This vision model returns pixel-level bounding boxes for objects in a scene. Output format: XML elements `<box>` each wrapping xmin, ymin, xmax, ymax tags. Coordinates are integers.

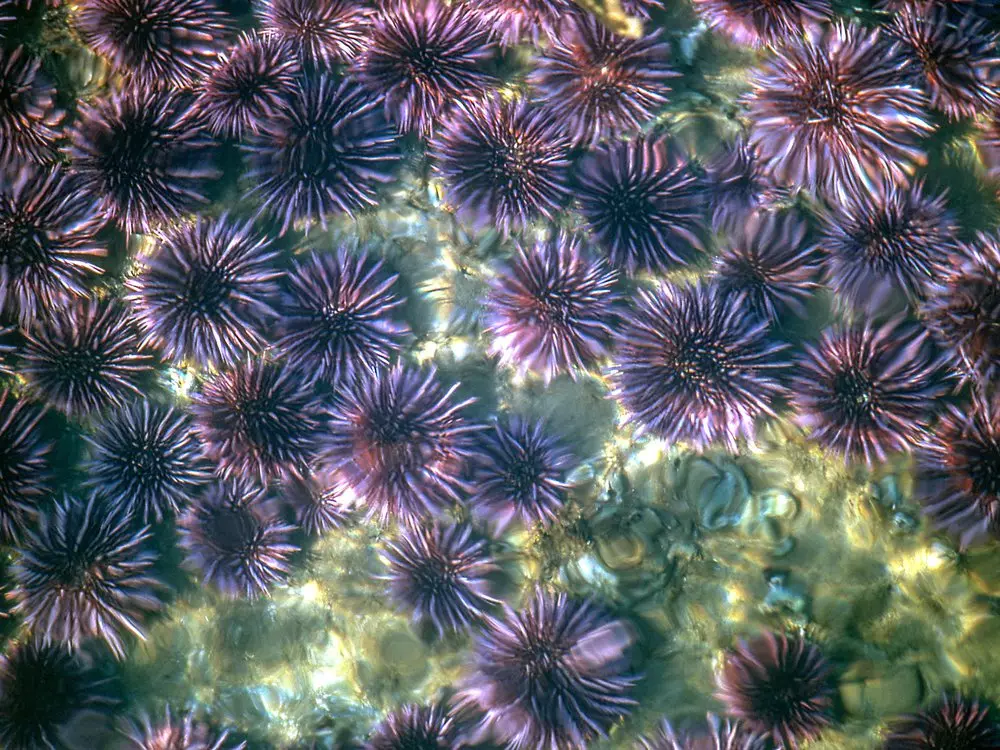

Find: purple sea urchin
<box><xmin>283</xmin><ymin>470</ymin><xmax>350</xmax><ymax>535</ymax></box>
<box><xmin>244</xmin><ymin>75</ymin><xmax>400</xmax><ymax>234</ymax></box>
<box><xmin>0</xmin><ymin>641</ymin><xmax>112</xmax><ymax>750</ymax></box>
<box><xmin>68</xmin><ymin>87</ymin><xmax>219</xmax><ymax>234</ymax></box>
<box><xmin>888</xmin><ymin>3</ymin><xmax>1000</xmax><ymax>119</ymax></box>
<box><xmin>576</xmin><ymin>136</ymin><xmax>705</xmax><ymax>274</ymax></box>
<box><xmin>355</xmin><ymin>0</ymin><xmax>497</xmax><ymax>135</ymax></box>
<box><xmin>712</xmin><ymin>211</ymin><xmax>819</xmax><ymax>323</ymax></box>
<box><xmin>0</xmin><ymin>164</ymin><xmax>105</xmax><ymax>325</ymax></box>
<box><xmin>638</xmin><ymin>715</ymin><xmax>766</xmax><ymax>750</ymax></box>
<box><xmin>705</xmin><ymin>137</ymin><xmax>785</xmax><ymax>232</ymax></box>
<box><xmin>178</xmin><ymin>478</ymin><xmax>298</xmax><ymax>599</ymax></box>
<box><xmin>821</xmin><ymin>181</ymin><xmax>958</xmax><ymax>311</ymax></box>
<box><xmin>382</xmin><ymin>522</ymin><xmax>498</xmax><ymax>636</ymax></box>
<box><xmin>458</xmin><ymin>590</ymin><xmax>637</xmax><ymax>750</ymax></box>
<box><xmin>198</xmin><ymin>33</ymin><xmax>301</xmax><ymax>139</ymax></box>
<box><xmin>917</xmin><ymin>395</ymin><xmax>1000</xmax><ymax>547</ymax></box>
<box><xmin>883</xmin><ymin>694</ymin><xmax>1000</xmax><ymax>749</ymax></box>
<box><xmin>84</xmin><ymin>401</ymin><xmax>209</xmax><ymax>523</ymax></box>
<box><xmin>192</xmin><ymin>358</ymin><xmax>324</xmax><ymax>483</ymax></box>
<box><xmin>746</xmin><ymin>23</ymin><xmax>930</xmax><ymax>198</ymax></box>
<box><xmin>125</xmin><ymin>213</ymin><xmax>282</xmax><ymax>370</ymax></box>
<box><xmin>530</xmin><ymin>15</ymin><xmax>674</xmax><ymax>147</ymax></box>
<box><xmin>469</xmin><ymin>417</ymin><xmax>574</xmax><ymax>529</ymax></box>
<box><xmin>716</xmin><ymin>633</ymin><xmax>834</xmax><ymax>749</ymax></box>
<box><xmin>791</xmin><ymin>320</ymin><xmax>945</xmax><ymax>465</ymax></box>
<box><xmin>273</xmin><ymin>248</ymin><xmax>407</xmax><ymax>385</ymax></box>
<box><xmin>691</xmin><ymin>0</ymin><xmax>831</xmax><ymax>47</ymax></box>
<box><xmin>365</xmin><ymin>704</ymin><xmax>456</xmax><ymax>750</ymax></box>
<box><xmin>122</xmin><ymin>708</ymin><xmax>244</xmax><ymax>750</ymax></box>
<box><xmin>12</xmin><ymin>493</ymin><xmax>164</xmax><ymax>659</ymax></box>
<box><xmin>921</xmin><ymin>234</ymin><xmax>1000</xmax><ymax>389</ymax></box>
<box><xmin>0</xmin><ymin>47</ymin><xmax>61</xmax><ymax>164</ymax></box>
<box><xmin>21</xmin><ymin>298</ymin><xmax>152</xmax><ymax>417</ymax></box>
<box><xmin>431</xmin><ymin>96</ymin><xmax>571</xmax><ymax>234</ymax></box>
<box><xmin>614</xmin><ymin>281</ymin><xmax>788</xmax><ymax>450</ymax></box>
<box><xmin>322</xmin><ymin>365</ymin><xmax>478</xmax><ymax>526</ymax></box>
<box><xmin>257</xmin><ymin>0</ymin><xmax>372</xmax><ymax>66</ymax></box>
<box><xmin>0</xmin><ymin>390</ymin><xmax>50</xmax><ymax>544</ymax></box>
<box><xmin>478</xmin><ymin>0</ymin><xmax>578</xmax><ymax>46</ymax></box>
<box><xmin>75</xmin><ymin>0</ymin><xmax>228</xmax><ymax>88</ymax></box>
<box><xmin>484</xmin><ymin>232</ymin><xmax>620</xmax><ymax>383</ymax></box>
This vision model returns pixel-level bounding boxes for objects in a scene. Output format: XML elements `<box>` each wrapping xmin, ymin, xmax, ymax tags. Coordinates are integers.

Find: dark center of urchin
<box><xmin>412</xmin><ymin>555</ymin><xmax>456</xmax><ymax>591</ymax></box>
<box><xmin>57</xmin><ymin>347</ymin><xmax>106</xmax><ymax>379</ymax></box>
<box><xmin>504</xmin><ymin>455</ymin><xmax>542</xmax><ymax>500</ymax></box>
<box><xmin>521</xmin><ymin>638</ymin><xmax>567</xmax><ymax>687</ymax></box>
<box><xmin>802</xmin><ymin>71</ymin><xmax>847</xmax><ymax>126</ymax></box>
<box><xmin>0</xmin><ymin>215</ymin><xmax>48</xmax><ymax>271</ymax></box>
<box><xmin>488</xmin><ymin>140</ymin><xmax>533</xmax><ymax>188</ymax></box>
<box><xmin>121</xmin><ymin>443</ymin><xmax>170</xmax><ymax>482</ymax></box>
<box><xmin>831</xmin><ymin>367</ymin><xmax>877</xmax><ymax>420</ymax></box>
<box><xmin>607</xmin><ymin>183</ymin><xmax>652</xmax><ymax>227</ymax></box>
<box><xmin>319</xmin><ymin>305</ymin><xmax>357</xmax><ymax>336</ymax></box>
<box><xmin>532</xmin><ymin>286</ymin><xmax>576</xmax><ymax>326</ymax></box>
<box><xmin>672</xmin><ymin>335</ymin><xmax>728</xmax><ymax>388</ymax></box>
<box><xmin>206</xmin><ymin>505</ymin><xmax>259</xmax><ymax>556</ymax></box>
<box><xmin>855</xmin><ymin>214</ymin><xmax>908</xmax><ymax>267</ymax></box>
<box><xmin>183</xmin><ymin>267</ymin><xmax>231</xmax><ymax>315</ymax></box>
<box><xmin>966</xmin><ymin>439</ymin><xmax>1000</xmax><ymax>498</ymax></box>
<box><xmin>391</xmin><ymin>727</ymin><xmax>447</xmax><ymax>750</ymax></box>
<box><xmin>7</xmin><ymin>663</ymin><xmax>74</xmax><ymax>725</ymax></box>
<box><xmin>749</xmin><ymin>669</ymin><xmax>813</xmax><ymax>725</ymax></box>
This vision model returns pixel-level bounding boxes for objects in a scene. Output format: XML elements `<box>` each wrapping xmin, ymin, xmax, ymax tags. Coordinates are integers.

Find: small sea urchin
<box><xmin>746</xmin><ymin>23</ymin><xmax>930</xmax><ymax>198</ymax></box>
<box><xmin>382</xmin><ymin>522</ymin><xmax>498</xmax><ymax>636</ymax></box>
<box><xmin>639</xmin><ymin>715</ymin><xmax>766</xmax><ymax>750</ymax></box>
<box><xmin>274</xmin><ymin>248</ymin><xmax>407</xmax><ymax>385</ymax></box>
<box><xmin>458</xmin><ymin>590</ymin><xmax>637</xmax><ymax>750</ymax></box>
<box><xmin>0</xmin><ymin>164</ymin><xmax>105</xmax><ymax>325</ymax></box>
<box><xmin>121</xmin><ymin>708</ymin><xmax>244</xmax><ymax>750</ymax></box>
<box><xmin>322</xmin><ymin>365</ymin><xmax>478</xmax><ymax>526</ymax></box>
<box><xmin>614</xmin><ymin>281</ymin><xmax>788</xmax><ymax>450</ymax></box>
<box><xmin>244</xmin><ymin>75</ymin><xmax>400</xmax><ymax>234</ymax></box>
<box><xmin>21</xmin><ymin>298</ymin><xmax>151</xmax><ymax>417</ymax></box>
<box><xmin>917</xmin><ymin>394</ymin><xmax>1000</xmax><ymax>548</ymax></box>
<box><xmin>0</xmin><ymin>390</ymin><xmax>50</xmax><ymax>544</ymax></box>
<box><xmin>716</xmin><ymin>633</ymin><xmax>834</xmax><ymax>749</ymax></box>
<box><xmin>84</xmin><ymin>401</ymin><xmax>208</xmax><ymax>523</ymax></box>
<box><xmin>192</xmin><ymin>358</ymin><xmax>324</xmax><ymax>482</ymax></box>
<box><xmin>484</xmin><ymin>232</ymin><xmax>620</xmax><ymax>383</ymax></box>
<box><xmin>883</xmin><ymin>693</ymin><xmax>1000</xmax><ymax>749</ymax></box>
<box><xmin>530</xmin><ymin>15</ymin><xmax>674</xmax><ymax>147</ymax></box>
<box><xmin>576</xmin><ymin>136</ymin><xmax>705</xmax><ymax>274</ymax></box>
<box><xmin>198</xmin><ymin>33</ymin><xmax>301</xmax><ymax>139</ymax></box>
<box><xmin>75</xmin><ymin>0</ymin><xmax>228</xmax><ymax>88</ymax></box>
<box><xmin>791</xmin><ymin>320</ymin><xmax>945</xmax><ymax>465</ymax></box>
<box><xmin>821</xmin><ymin>181</ymin><xmax>957</xmax><ymax>311</ymax></box>
<box><xmin>469</xmin><ymin>417</ymin><xmax>575</xmax><ymax>529</ymax></box>
<box><xmin>68</xmin><ymin>87</ymin><xmax>219</xmax><ymax>233</ymax></box>
<box><xmin>126</xmin><ymin>213</ymin><xmax>282</xmax><ymax>370</ymax></box>
<box><xmin>257</xmin><ymin>0</ymin><xmax>372</xmax><ymax>67</ymax></box>
<box><xmin>12</xmin><ymin>493</ymin><xmax>164</xmax><ymax>659</ymax></box>
<box><xmin>712</xmin><ymin>211</ymin><xmax>818</xmax><ymax>323</ymax></box>
<box><xmin>178</xmin><ymin>478</ymin><xmax>298</xmax><ymax>599</ymax></box>
<box><xmin>365</xmin><ymin>704</ymin><xmax>456</xmax><ymax>750</ymax></box>
<box><xmin>282</xmin><ymin>470</ymin><xmax>350</xmax><ymax>535</ymax></box>
<box><xmin>431</xmin><ymin>96</ymin><xmax>571</xmax><ymax>234</ymax></box>
<box><xmin>705</xmin><ymin>137</ymin><xmax>785</xmax><ymax>232</ymax></box>
<box><xmin>691</xmin><ymin>0</ymin><xmax>831</xmax><ymax>47</ymax></box>
<box><xmin>355</xmin><ymin>0</ymin><xmax>497</xmax><ymax>134</ymax></box>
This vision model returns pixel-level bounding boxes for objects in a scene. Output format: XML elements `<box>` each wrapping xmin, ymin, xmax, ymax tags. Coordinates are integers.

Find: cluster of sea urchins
<box><xmin>0</xmin><ymin>0</ymin><xmax>998</xmax><ymax>746</ymax></box>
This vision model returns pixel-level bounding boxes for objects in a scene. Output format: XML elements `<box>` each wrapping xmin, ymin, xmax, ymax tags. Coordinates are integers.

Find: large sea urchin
<box><xmin>716</xmin><ymin>633</ymin><xmax>834</xmax><ymax>749</ymax></box>
<box><xmin>126</xmin><ymin>213</ymin><xmax>281</xmax><ymax>370</ymax></box>
<box><xmin>469</xmin><ymin>417</ymin><xmax>575</xmax><ymax>529</ymax></box>
<box><xmin>68</xmin><ymin>87</ymin><xmax>219</xmax><ymax>233</ymax></box>
<box><xmin>355</xmin><ymin>0</ymin><xmax>497</xmax><ymax>135</ymax></box>
<box><xmin>484</xmin><ymin>232</ymin><xmax>620</xmax><ymax>383</ymax></box>
<box><xmin>274</xmin><ymin>248</ymin><xmax>407</xmax><ymax>385</ymax></box>
<box><xmin>0</xmin><ymin>164</ymin><xmax>104</xmax><ymax>325</ymax></box>
<box><xmin>790</xmin><ymin>319</ymin><xmax>945</xmax><ymax>465</ymax></box>
<box><xmin>458</xmin><ymin>590</ymin><xmax>637</xmax><ymax>750</ymax></box>
<box><xmin>917</xmin><ymin>394</ymin><xmax>1000</xmax><ymax>548</ymax></box>
<box><xmin>21</xmin><ymin>298</ymin><xmax>151</xmax><ymax>417</ymax></box>
<box><xmin>12</xmin><ymin>493</ymin><xmax>164</xmax><ymax>659</ymax></box>
<box><xmin>244</xmin><ymin>75</ymin><xmax>400</xmax><ymax>234</ymax></box>
<box><xmin>192</xmin><ymin>358</ymin><xmax>324</xmax><ymax>482</ymax></box>
<box><xmin>84</xmin><ymin>401</ymin><xmax>208</xmax><ymax>523</ymax></box>
<box><xmin>746</xmin><ymin>23</ymin><xmax>930</xmax><ymax>198</ymax></box>
<box><xmin>431</xmin><ymin>96</ymin><xmax>571</xmax><ymax>234</ymax></box>
<box><xmin>322</xmin><ymin>365</ymin><xmax>478</xmax><ymax>526</ymax></box>
<box><xmin>75</xmin><ymin>0</ymin><xmax>228</xmax><ymax>87</ymax></box>
<box><xmin>382</xmin><ymin>522</ymin><xmax>498</xmax><ymax>636</ymax></box>
<box><xmin>365</xmin><ymin>704</ymin><xmax>456</xmax><ymax>750</ymax></box>
<box><xmin>530</xmin><ymin>15</ymin><xmax>674</xmax><ymax>147</ymax></box>
<box><xmin>178</xmin><ymin>478</ymin><xmax>298</xmax><ymax>599</ymax></box>
<box><xmin>614</xmin><ymin>281</ymin><xmax>788</xmax><ymax>450</ymax></box>
<box><xmin>576</xmin><ymin>136</ymin><xmax>704</xmax><ymax>274</ymax></box>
